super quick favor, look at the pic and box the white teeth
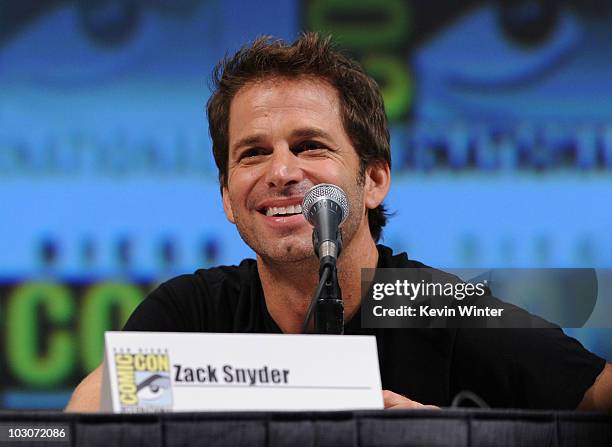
[264,204,303,216]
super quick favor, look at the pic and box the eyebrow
[232,127,334,153]
[290,127,333,141]
[232,135,265,152]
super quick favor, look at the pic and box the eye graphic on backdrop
[78,0,141,47]
[413,3,583,120]
[0,0,215,88]
[498,0,561,47]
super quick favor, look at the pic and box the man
[66,33,611,412]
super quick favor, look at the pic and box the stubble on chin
[260,243,316,268]
[232,214,314,265]
[256,235,316,266]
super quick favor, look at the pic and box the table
[1,408,611,446]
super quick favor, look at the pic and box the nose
[265,146,303,188]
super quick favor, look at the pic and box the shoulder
[377,244,431,268]
[157,258,259,316]
[164,258,258,302]
[123,258,259,332]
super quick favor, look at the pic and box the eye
[239,147,268,161]
[293,140,327,154]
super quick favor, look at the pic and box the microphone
[302,183,348,334]
[301,183,349,266]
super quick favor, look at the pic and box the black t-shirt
[124,245,606,409]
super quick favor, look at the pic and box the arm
[578,363,612,412]
[64,363,104,412]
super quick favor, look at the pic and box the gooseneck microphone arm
[315,261,343,334]
[301,184,349,335]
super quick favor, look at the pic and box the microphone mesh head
[302,183,349,226]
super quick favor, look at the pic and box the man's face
[222,77,378,264]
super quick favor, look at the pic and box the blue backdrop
[0,0,610,409]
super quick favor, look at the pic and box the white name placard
[100,332,383,413]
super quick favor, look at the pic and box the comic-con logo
[114,350,172,411]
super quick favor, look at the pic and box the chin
[258,241,316,264]
[274,246,316,263]
[237,225,313,261]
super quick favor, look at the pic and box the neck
[257,232,380,333]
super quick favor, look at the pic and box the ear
[222,185,236,224]
[364,162,391,210]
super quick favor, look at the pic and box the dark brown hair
[207,32,391,241]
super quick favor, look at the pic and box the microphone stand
[315,239,344,335]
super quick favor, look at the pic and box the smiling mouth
[261,204,304,217]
